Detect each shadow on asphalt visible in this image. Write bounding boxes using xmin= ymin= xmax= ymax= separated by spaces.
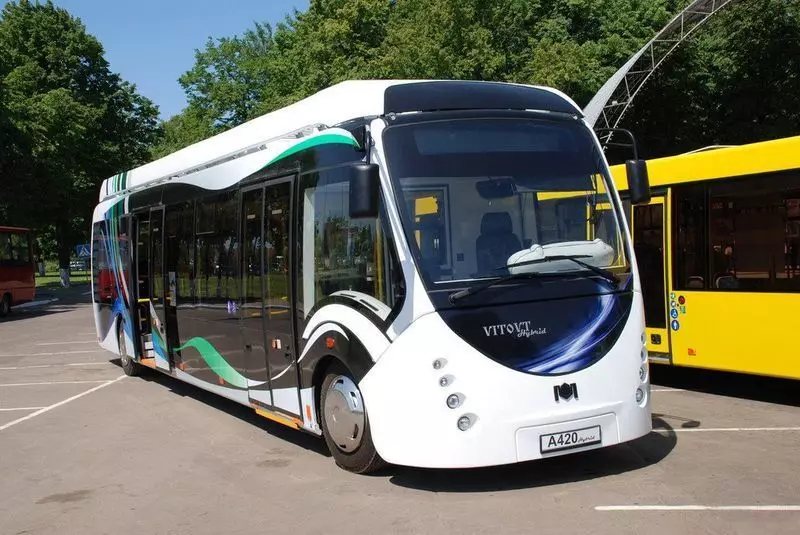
xmin=385 ymin=421 xmax=677 ymax=492
xmin=109 ymin=359 xmax=678 ymax=491
xmin=108 ymin=358 xmax=331 ymax=458
xmin=651 ymin=364 xmax=799 ymax=407
xmin=0 ymin=284 xmax=93 ymax=324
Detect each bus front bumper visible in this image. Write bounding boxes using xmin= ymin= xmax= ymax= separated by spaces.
xmin=358 ymin=312 xmax=652 ymax=469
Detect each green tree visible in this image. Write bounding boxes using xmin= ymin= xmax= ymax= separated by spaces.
xmin=179 ymin=22 xmax=274 ymax=131
xmin=156 ymin=0 xmax=800 ymax=162
xmin=623 ymin=0 xmax=800 ymax=158
xmin=0 ymin=0 xmax=161 ymax=268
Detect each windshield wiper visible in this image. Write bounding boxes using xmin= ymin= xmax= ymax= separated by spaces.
xmin=501 ymin=254 xmax=619 ymax=286
xmin=448 ymin=272 xmax=544 ymax=303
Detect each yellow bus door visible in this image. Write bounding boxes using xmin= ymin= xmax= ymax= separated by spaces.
xmin=632 ymin=197 xmax=671 ymax=362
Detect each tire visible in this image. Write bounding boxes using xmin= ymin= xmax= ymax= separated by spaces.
xmin=320 ymin=363 xmax=385 ymax=474
xmin=118 ymin=322 xmax=141 ymax=377
xmin=0 ymin=294 xmax=10 ymax=318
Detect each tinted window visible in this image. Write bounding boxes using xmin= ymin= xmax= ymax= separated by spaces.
xmin=297 ymin=167 xmax=404 ymax=323
xmin=166 ymin=202 xmax=195 ymax=303
xmin=709 ymin=174 xmax=800 ymax=292
xmin=195 ymin=192 xmax=238 ymax=305
xmin=673 ymin=184 xmax=708 ymax=290
xmin=673 ymin=173 xmax=800 ymax=293
xmin=383 ymin=117 xmax=630 ymax=293
xmin=0 ymin=231 xmax=31 ymax=267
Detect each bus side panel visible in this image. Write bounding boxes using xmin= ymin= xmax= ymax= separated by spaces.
xmin=668 ymin=291 xmax=800 ymax=380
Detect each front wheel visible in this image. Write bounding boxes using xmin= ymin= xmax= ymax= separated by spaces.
xmin=118 ymin=323 xmax=141 ymax=377
xmin=320 ymin=364 xmax=385 ymax=474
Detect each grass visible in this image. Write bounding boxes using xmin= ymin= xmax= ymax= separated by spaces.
xmin=35 ymin=270 xmax=91 ymax=289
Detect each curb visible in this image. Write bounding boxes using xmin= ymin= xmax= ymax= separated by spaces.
xmin=15 ymin=298 xmax=60 ymax=310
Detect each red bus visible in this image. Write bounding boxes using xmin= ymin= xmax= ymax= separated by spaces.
xmin=0 ymin=226 xmax=35 ymax=317
xmin=92 ymin=233 xmax=129 ymax=302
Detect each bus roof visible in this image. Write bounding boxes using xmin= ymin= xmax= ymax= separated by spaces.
xmin=610 ymin=135 xmax=800 ymax=191
xmin=98 ymin=79 xmax=582 ymax=202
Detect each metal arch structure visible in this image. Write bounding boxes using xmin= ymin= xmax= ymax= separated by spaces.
xmin=584 ymin=0 xmax=738 ymax=144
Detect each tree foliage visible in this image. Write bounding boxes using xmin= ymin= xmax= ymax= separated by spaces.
xmin=156 ymin=0 xmax=800 ymax=162
xmin=155 ymin=0 xmax=675 ymax=153
xmin=0 ymin=0 xmax=160 ymax=264
xmin=626 ymin=0 xmax=800 ymax=158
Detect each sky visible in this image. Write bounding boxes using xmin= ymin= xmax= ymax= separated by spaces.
xmin=2 ymin=0 xmax=309 ymax=119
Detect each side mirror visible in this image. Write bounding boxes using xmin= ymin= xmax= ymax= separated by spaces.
xmin=349 ymin=163 xmax=381 ymax=218
xmin=626 ymin=159 xmax=651 ymax=205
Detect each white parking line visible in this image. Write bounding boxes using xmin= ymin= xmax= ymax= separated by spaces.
xmin=651 ymin=388 xmax=686 ymax=392
xmin=35 ymin=341 xmax=96 ymax=346
xmin=14 ymin=298 xmax=59 ymax=309
xmin=0 ymin=380 xmax=110 ymax=387
xmin=596 ymin=505 xmax=800 ymax=511
xmin=0 ymin=376 xmax=125 ymax=432
xmin=0 ymin=407 xmax=46 ymax=412
xmin=0 ymin=350 xmax=103 ymax=357
xmin=654 ymin=426 xmax=800 ymax=433
xmin=0 ymin=362 xmax=108 ymax=370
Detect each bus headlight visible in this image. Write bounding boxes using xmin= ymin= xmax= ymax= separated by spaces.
xmin=635 ymin=387 xmax=645 ymax=404
xmin=446 ymin=393 xmax=463 ymax=409
xmin=433 ymin=358 xmax=447 ymax=370
xmin=639 ymin=363 xmax=648 ymax=383
xmin=457 ymin=414 xmax=475 ymax=431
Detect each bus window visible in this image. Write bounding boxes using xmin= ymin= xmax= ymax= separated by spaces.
xmin=404 ymin=188 xmax=449 ymax=279
xmin=298 ymin=166 xmax=404 ymax=322
xmin=708 ymin=174 xmax=800 ymax=292
xmin=673 ymin=184 xmax=708 ymax=290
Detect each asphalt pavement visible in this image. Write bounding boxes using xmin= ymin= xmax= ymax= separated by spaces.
xmin=1 ymin=287 xmax=798 ymax=535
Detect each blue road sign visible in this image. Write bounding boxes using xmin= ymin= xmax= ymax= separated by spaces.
xmin=76 ymin=244 xmax=91 ymax=258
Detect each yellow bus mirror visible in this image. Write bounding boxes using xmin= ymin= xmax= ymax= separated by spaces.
xmin=626 ymin=159 xmax=651 ymax=205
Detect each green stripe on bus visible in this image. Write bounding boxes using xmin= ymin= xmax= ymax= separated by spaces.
xmin=263 ymin=132 xmax=359 ymax=169
xmin=174 ymin=337 xmax=249 ymax=389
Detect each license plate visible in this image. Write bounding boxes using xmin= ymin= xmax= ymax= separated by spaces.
xmin=540 ymin=425 xmax=602 ymax=454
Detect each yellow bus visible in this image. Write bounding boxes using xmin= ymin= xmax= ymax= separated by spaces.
xmin=610 ymin=135 xmax=800 ymax=380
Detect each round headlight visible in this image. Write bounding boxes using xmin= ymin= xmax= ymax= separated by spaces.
xmin=457 ymin=415 xmax=472 ymax=431
xmin=446 ymin=393 xmax=462 ymax=409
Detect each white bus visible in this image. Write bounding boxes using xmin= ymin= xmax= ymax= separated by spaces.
xmin=91 ymin=80 xmax=653 ymax=473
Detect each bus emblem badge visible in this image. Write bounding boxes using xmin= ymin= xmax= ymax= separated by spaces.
xmin=554 ymin=382 xmax=578 ymax=402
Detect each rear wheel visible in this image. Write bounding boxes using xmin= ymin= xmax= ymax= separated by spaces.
xmin=320 ymin=363 xmax=385 ymax=474
xmin=0 ymin=294 xmax=10 ymax=317
xmin=118 ymin=322 xmax=141 ymax=377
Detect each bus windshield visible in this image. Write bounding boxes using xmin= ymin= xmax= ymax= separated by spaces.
xmin=382 ymin=115 xmax=630 ymax=293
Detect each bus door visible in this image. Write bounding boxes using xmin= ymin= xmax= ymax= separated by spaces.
xmin=631 ymin=197 xmax=671 ymax=361
xmin=134 ymin=208 xmax=170 ymax=371
xmin=163 ymin=204 xmax=187 ymax=369
xmin=241 ymin=178 xmax=301 ymax=418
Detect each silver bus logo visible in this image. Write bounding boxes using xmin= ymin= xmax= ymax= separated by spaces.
xmin=554 ymin=382 xmax=578 ymax=402
xmin=482 ymin=321 xmax=546 ymax=338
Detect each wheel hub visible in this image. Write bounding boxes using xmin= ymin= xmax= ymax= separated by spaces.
xmin=324 ymin=375 xmax=365 ymax=453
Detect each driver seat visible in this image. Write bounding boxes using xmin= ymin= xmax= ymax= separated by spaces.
xmin=476 ymin=212 xmax=522 ymax=273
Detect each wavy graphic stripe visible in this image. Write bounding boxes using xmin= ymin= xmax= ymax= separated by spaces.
xmin=174 ymin=337 xmax=266 ymax=390
xmin=263 ymin=132 xmax=359 ymax=169
xmin=526 ymin=293 xmax=618 ymax=374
